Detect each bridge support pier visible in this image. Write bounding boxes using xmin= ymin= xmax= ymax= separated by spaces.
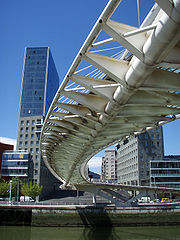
xmin=92 ymin=193 xmax=97 ymax=205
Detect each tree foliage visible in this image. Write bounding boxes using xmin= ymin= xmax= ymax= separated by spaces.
xmin=11 ymin=177 xmax=20 ymax=196
xmin=0 ymin=177 xmax=21 ymax=197
xmin=0 ymin=180 xmax=9 ymax=197
xmin=21 ymin=182 xmax=43 ymax=198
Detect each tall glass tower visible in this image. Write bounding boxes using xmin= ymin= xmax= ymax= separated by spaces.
xmin=17 ymin=47 xmax=59 ymax=189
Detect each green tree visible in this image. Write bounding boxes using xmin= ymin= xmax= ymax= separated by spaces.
xmin=0 ymin=180 xmax=9 ymax=197
xmin=21 ymin=182 xmax=29 ymax=196
xmin=11 ymin=177 xmax=20 ymax=197
xmin=21 ymin=182 xmax=43 ymax=199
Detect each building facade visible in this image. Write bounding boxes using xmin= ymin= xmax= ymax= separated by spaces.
xmin=150 ymin=155 xmax=180 ymax=188
xmin=16 ymin=47 xmax=59 ymax=197
xmin=0 ymin=142 xmax=14 ymax=178
xmin=101 ymin=149 xmax=117 ymax=183
xmin=116 ymin=127 xmax=164 ymax=186
xmin=1 ymin=150 xmax=33 ymax=182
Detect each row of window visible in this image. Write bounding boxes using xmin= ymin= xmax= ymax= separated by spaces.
xmin=151 ymin=169 xmax=180 ymax=174
xmin=23 ymin=71 xmax=45 ymax=78
xmin=117 ymin=155 xmax=138 ymax=166
xmin=23 ymin=76 xmax=45 ymax=83
xmin=2 ymin=153 xmax=29 ymax=160
xmin=118 ymin=157 xmax=138 ymax=168
xmin=1 ymin=161 xmax=28 ymax=167
xmin=18 ymin=144 xmax=40 ymax=154
xmin=1 ymin=169 xmax=28 ymax=176
xmin=26 ymin=55 xmax=46 ymax=60
xmin=26 ymin=59 xmax=46 ymax=65
xmin=151 ymin=162 xmax=180 ymax=168
xmin=20 ymin=108 xmax=43 ymax=116
xmin=19 ymin=133 xmax=35 ymax=140
xmin=118 ymin=163 xmax=138 ymax=174
xmin=20 ymin=126 xmax=42 ymax=133
xmin=20 ymin=119 xmax=42 ymax=126
xmin=22 ymin=90 xmax=44 ymax=99
xmin=120 ymin=171 xmax=139 ymax=180
xmin=118 ymin=146 xmax=137 ymax=156
xmin=26 ymin=48 xmax=47 ymax=55
xmin=19 ymin=140 xmax=39 ymax=146
xmin=25 ymin=66 xmax=46 ymax=73
xmin=139 ymin=133 xmax=160 ymax=140
xmin=20 ymin=126 xmax=35 ymax=133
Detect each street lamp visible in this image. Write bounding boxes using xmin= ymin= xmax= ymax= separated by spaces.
xmin=9 ymin=180 xmax=12 ymax=204
xmin=17 ymin=180 xmax=20 ymax=202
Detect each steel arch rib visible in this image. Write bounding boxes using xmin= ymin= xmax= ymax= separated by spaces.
xmin=41 ymin=0 xmax=180 ymax=190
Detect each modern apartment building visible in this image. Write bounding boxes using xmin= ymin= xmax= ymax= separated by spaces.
xmin=0 ymin=141 xmax=14 ymax=178
xmin=150 ymin=155 xmax=180 ymax=188
xmin=101 ymin=149 xmax=117 ymax=183
xmin=116 ymin=127 xmax=164 ymax=186
xmin=16 ymin=47 xmax=59 ymax=197
xmin=1 ymin=150 xmax=33 ymax=182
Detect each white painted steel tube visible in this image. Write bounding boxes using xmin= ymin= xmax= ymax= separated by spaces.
xmin=106 ymin=1 xmax=180 ymax=115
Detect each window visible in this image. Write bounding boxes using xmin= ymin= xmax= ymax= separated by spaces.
xmin=31 ymin=127 xmax=34 ymax=132
xmin=21 ymin=120 xmax=24 ymax=125
xmin=26 ymin=120 xmax=30 ymax=125
xmin=20 ymin=127 xmax=23 ymax=133
xmin=26 ymin=127 xmax=29 ymax=133
xmin=20 ymin=134 xmax=23 ymax=140
xmin=25 ymin=141 xmax=28 ymax=146
xmin=36 ymin=148 xmax=39 ymax=154
xmin=30 ymin=141 xmax=33 ymax=146
xmin=32 ymin=120 xmax=35 ymax=125
xmin=25 ymin=134 xmax=28 ymax=139
xmin=31 ymin=134 xmax=34 ymax=139
xmin=37 ymin=119 xmax=41 ymax=124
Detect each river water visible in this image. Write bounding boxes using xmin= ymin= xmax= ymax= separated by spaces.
xmin=1 ymin=225 xmax=180 ymax=240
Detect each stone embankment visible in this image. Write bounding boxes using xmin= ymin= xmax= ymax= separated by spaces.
xmin=1 ymin=203 xmax=180 ymax=227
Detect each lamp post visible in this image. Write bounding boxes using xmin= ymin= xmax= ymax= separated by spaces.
xmin=17 ymin=180 xmax=20 ymax=202
xmin=9 ymin=180 xmax=12 ymax=204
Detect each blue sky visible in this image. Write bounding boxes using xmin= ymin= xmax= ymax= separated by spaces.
xmin=1 ymin=0 xmax=179 ymax=168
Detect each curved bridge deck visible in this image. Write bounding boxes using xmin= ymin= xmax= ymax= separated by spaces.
xmin=40 ymin=0 xmax=180 ymax=193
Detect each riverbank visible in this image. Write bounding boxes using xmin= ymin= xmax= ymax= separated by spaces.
xmin=1 ymin=204 xmax=180 ymax=227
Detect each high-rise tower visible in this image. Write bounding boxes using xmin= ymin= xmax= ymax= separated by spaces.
xmin=101 ymin=149 xmax=117 ymax=183
xmin=16 ymin=47 xmax=59 ymax=188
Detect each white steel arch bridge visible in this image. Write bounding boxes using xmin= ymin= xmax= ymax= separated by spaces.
xmin=41 ymin=0 xmax=180 ymax=203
